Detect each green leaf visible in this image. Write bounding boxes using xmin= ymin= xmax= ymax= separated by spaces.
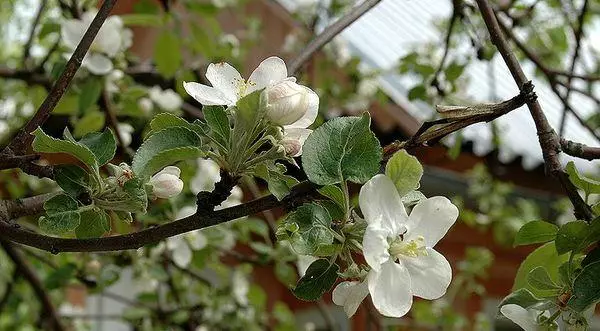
xmin=278 ymin=203 xmax=335 ymax=255
xmin=513 ymin=221 xmax=559 ymax=247
xmin=527 ymin=267 xmax=560 ymax=291
xmin=73 ymin=110 xmax=105 ymax=138
xmin=55 ymin=165 xmax=91 ymax=198
xmin=132 ymin=127 xmax=203 ymax=179
xmin=275 ymin=261 xmax=298 ymax=288
xmin=32 ymin=128 xmax=99 ymax=176
xmin=119 ymin=14 xmax=163 ymax=26
xmin=565 ymin=161 xmax=600 ymax=195
xmin=78 ymin=129 xmax=117 ymax=166
xmin=53 ymin=95 xmax=78 ymax=115
xmin=235 ymin=90 xmax=264 ymax=132
xmin=39 ymin=194 xmax=81 ymax=235
xmin=154 ymin=32 xmax=181 ymax=78
xmin=318 ymin=185 xmax=346 ymax=211
xmin=95 ymin=177 xmax=148 ymax=213
xmin=555 ymin=221 xmax=588 ymax=255
xmin=78 ymin=78 xmax=103 ymax=112
xmin=45 ymin=263 xmax=77 ymax=290
xmin=582 ymin=246 xmax=600 ymax=268
xmin=148 ymin=112 xmax=204 ymax=137
xmin=445 ymin=61 xmax=466 ymax=82
xmin=75 ymin=208 xmax=110 ymax=239
xmin=385 ymin=150 xmax=423 ymax=197
xmin=203 ymin=105 xmax=230 ymax=149
xmin=569 ymin=261 xmax=600 ymax=312
xmin=254 ymin=163 xmax=298 ymax=200
xmin=513 ymin=242 xmax=568 ymax=298
xmin=302 ymin=113 xmax=382 ymax=185
xmin=292 ymin=259 xmax=339 ymax=301
xmin=408 ymin=85 xmax=427 ymax=101
xmin=499 ymin=288 xmax=542 ymax=309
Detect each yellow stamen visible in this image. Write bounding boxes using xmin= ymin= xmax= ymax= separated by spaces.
xmin=389 ymin=235 xmax=428 ymax=258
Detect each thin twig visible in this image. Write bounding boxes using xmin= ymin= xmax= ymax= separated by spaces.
xmin=0 ymin=240 xmax=65 ymax=331
xmin=100 ymin=90 xmax=127 ymax=150
xmin=474 ymin=0 xmax=594 ymax=222
xmin=4 ymin=0 xmax=118 ymax=156
xmin=288 ymin=0 xmax=382 ymax=75
xmin=560 ymin=138 xmax=600 ymax=161
xmin=431 ymin=0 xmax=461 ymax=94
xmin=22 ymin=0 xmax=48 ymax=68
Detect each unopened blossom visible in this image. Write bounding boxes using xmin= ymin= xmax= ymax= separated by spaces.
xmin=333 ymin=174 xmax=459 ymax=318
xmin=149 ymin=86 xmax=183 ymax=112
xmin=166 ymin=205 xmax=208 ymax=268
xmin=61 ymin=10 xmax=132 ymax=75
xmin=137 ymin=97 xmax=154 ymax=115
xmin=149 ymin=166 xmax=184 ymax=199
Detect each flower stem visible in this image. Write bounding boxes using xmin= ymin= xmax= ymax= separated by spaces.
xmin=341 ymin=181 xmax=350 ymax=225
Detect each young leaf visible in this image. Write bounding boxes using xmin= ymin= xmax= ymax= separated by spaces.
xmin=148 ymin=112 xmax=204 ymax=137
xmin=513 ymin=221 xmax=558 ymax=247
xmin=513 ymin=242 xmax=568 ymax=298
xmin=581 ymin=246 xmax=600 ymax=268
xmin=32 ymin=128 xmax=100 ymax=177
xmin=75 ymin=208 xmax=110 ymax=239
xmin=277 ymin=203 xmax=335 ymax=255
xmin=39 ymin=194 xmax=81 ymax=235
xmin=527 ymin=266 xmax=560 ymax=291
xmin=568 ymin=261 xmax=600 ymax=312
xmin=235 ymin=90 xmax=264 ymax=132
xmin=132 ymin=127 xmax=203 ymax=179
xmin=292 ymin=259 xmax=339 ymax=301
xmin=318 ymin=185 xmax=346 ymax=211
xmin=154 ymin=32 xmax=181 ymax=78
xmin=555 ymin=221 xmax=588 ymax=255
xmin=385 ymin=150 xmax=423 ymax=197
xmin=499 ymin=288 xmax=542 ymax=309
xmin=54 ymin=165 xmax=92 ymax=198
xmin=203 ymin=105 xmax=231 ymax=149
xmin=254 ymin=163 xmax=298 ymax=200
xmin=73 ymin=110 xmax=105 ymax=138
xmin=78 ymin=78 xmax=103 ymax=112
xmin=565 ymin=161 xmax=600 ymax=195
xmin=78 ymin=129 xmax=117 ymax=166
xmin=302 ymin=113 xmax=382 ymax=185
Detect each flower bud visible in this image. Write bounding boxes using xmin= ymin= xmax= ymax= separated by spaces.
xmin=149 ymin=166 xmax=184 ymax=199
xmin=138 ymin=97 xmax=153 ymax=114
xmin=264 ymin=80 xmax=310 ymax=126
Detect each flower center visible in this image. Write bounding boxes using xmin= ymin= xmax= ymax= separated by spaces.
xmin=389 ymin=235 xmax=428 ymax=258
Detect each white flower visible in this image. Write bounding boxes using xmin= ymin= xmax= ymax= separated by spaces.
xmin=149 ymin=166 xmax=184 ymax=199
xmin=232 ymin=270 xmax=249 ymax=306
xmin=61 ymin=10 xmax=131 ymax=75
xmin=166 ymin=205 xmax=208 ymax=268
xmin=332 ymin=280 xmax=370 ymax=317
xmin=500 ymin=304 xmax=552 ymax=331
xmin=149 ymin=86 xmax=183 ymax=112
xmin=183 ymin=57 xmax=318 ymax=157
xmin=105 ymin=69 xmax=124 ymax=94
xmin=117 ymin=123 xmax=134 ymax=147
xmin=332 ymin=174 xmax=458 ymax=318
xmin=191 ymin=158 xmax=222 ymax=194
xmin=137 ymin=97 xmax=154 ymax=115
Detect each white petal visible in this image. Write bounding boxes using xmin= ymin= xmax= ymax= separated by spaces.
xmin=500 ymin=304 xmax=538 ymax=331
xmin=205 ymin=62 xmax=243 ymax=104
xmin=282 ymin=128 xmax=312 ymax=157
xmin=285 ymin=86 xmax=319 ymax=129
xmin=359 ymin=174 xmax=408 ymax=235
xmin=247 ymin=56 xmax=288 ymax=93
xmin=95 ymin=16 xmax=122 ymax=57
xmin=83 ymin=53 xmax=113 ymax=75
xmin=401 ymin=248 xmax=451 ymax=300
xmin=367 ymin=261 xmax=413 ymax=318
xmin=61 ymin=20 xmax=84 ymax=50
xmin=332 ymin=281 xmax=369 ymax=317
xmin=405 ymin=197 xmax=459 ymax=247
xmin=168 ymin=237 xmax=192 ymax=268
xmin=157 ymin=166 xmax=181 ymax=177
xmin=363 ymin=224 xmax=391 ymax=272
xmin=187 ymin=231 xmax=208 ymax=250
xmin=175 ymin=205 xmax=197 ymax=220
xmin=183 ymin=81 xmax=233 ymax=106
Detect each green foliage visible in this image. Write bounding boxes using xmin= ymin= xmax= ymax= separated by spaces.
xmin=73 ymin=110 xmax=106 ymax=138
xmin=385 ymin=150 xmax=423 ymax=197
xmin=565 ymin=161 xmax=600 ymax=196
xmin=119 ymin=14 xmax=164 ymax=27
xmin=154 ymin=32 xmax=182 ymax=78
xmin=132 ymin=127 xmax=203 ymax=179
xmin=555 ymin=221 xmax=588 ymax=255
xmin=499 ymin=288 xmax=541 ymax=309
xmin=302 ymin=113 xmax=381 ymax=185
xmin=78 ymin=78 xmax=103 ymax=112
xmin=148 ymin=112 xmax=204 ymax=137
xmin=513 ymin=221 xmax=558 ymax=247
xmin=513 ymin=242 xmax=568 ymax=298
xmin=569 ymin=261 xmax=600 ymax=312
xmin=39 ymin=194 xmax=81 ymax=235
xmin=292 ymin=259 xmax=339 ymax=301
xmin=203 ymin=105 xmax=231 ymax=150
xmin=527 ymin=267 xmax=560 ymax=292
xmin=75 ymin=208 xmax=110 ymax=239
xmin=277 ymin=203 xmax=337 ymax=256
xmin=253 ymin=162 xmax=298 ymax=200
xmin=78 ymin=129 xmax=117 ymax=166
xmin=54 ymin=165 xmax=92 ymax=198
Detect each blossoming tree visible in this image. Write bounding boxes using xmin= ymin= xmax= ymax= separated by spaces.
xmin=0 ymin=0 xmax=599 ymax=330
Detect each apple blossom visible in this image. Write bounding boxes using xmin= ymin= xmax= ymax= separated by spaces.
xmin=149 ymin=166 xmax=184 ymax=199
xmin=61 ymin=10 xmax=132 ymax=75
xmin=117 ymin=123 xmax=134 ymax=147
xmin=332 ymin=174 xmax=458 ymax=318
xmin=137 ymin=97 xmax=154 ymax=115
xmin=166 ymin=205 xmax=208 ymax=268
xmin=148 ymin=86 xmax=183 ymax=112
xmin=500 ymin=304 xmax=553 ymax=331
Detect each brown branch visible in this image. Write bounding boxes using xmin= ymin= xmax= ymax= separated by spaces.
xmin=22 ymin=0 xmax=48 ymax=67
xmin=287 ymin=0 xmax=382 ymax=75
xmin=560 ymin=138 xmax=600 ymax=161
xmin=431 ymin=0 xmax=462 ymax=95
xmin=0 ymin=240 xmax=65 ymax=331
xmin=4 ymin=0 xmax=118 ymax=156
xmin=474 ymin=0 xmax=594 ymax=222
xmin=0 ymin=192 xmax=55 ymax=222
xmin=0 ymin=67 xmax=52 ymax=88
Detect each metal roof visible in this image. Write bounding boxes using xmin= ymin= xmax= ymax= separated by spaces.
xmin=279 ymin=0 xmax=600 ymax=172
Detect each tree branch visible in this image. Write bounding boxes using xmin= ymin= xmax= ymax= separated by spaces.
xmin=22 ymin=0 xmax=48 ymax=67
xmin=0 ymin=192 xmax=55 ymax=222
xmin=560 ymin=138 xmax=600 ymax=161
xmin=3 ymin=0 xmax=118 ymax=156
xmin=0 ymin=240 xmax=65 ymax=331
xmin=287 ymin=0 xmax=382 ymax=75
xmin=474 ymin=0 xmax=594 ymax=222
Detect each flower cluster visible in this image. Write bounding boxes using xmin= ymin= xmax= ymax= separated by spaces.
xmin=183 ymin=56 xmax=318 ymax=156
xmin=333 ymin=174 xmax=459 ymax=318
xmin=61 ymin=10 xmax=132 ymax=75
